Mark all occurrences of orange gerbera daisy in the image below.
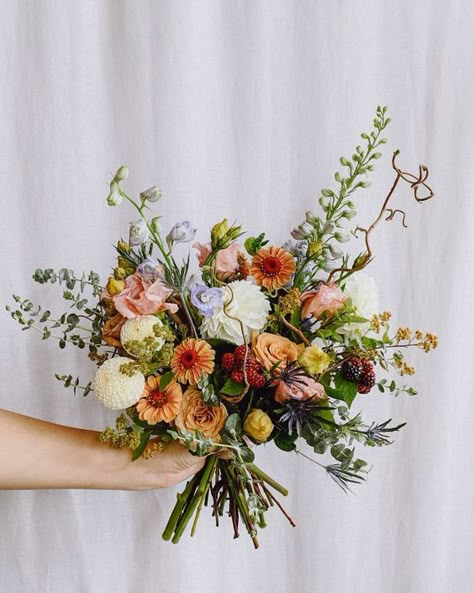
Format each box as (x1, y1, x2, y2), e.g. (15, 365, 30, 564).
(136, 375, 183, 424)
(250, 246, 296, 291)
(171, 338, 215, 385)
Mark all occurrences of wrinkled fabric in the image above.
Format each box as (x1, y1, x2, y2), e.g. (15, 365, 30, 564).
(0, 1, 473, 592)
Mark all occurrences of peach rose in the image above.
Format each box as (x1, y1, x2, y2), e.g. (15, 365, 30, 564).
(274, 376, 326, 403)
(102, 312, 126, 348)
(301, 282, 346, 319)
(193, 242, 240, 279)
(112, 272, 178, 319)
(175, 386, 228, 441)
(253, 332, 302, 372)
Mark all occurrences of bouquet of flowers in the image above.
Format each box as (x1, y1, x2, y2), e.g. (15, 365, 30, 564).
(7, 107, 438, 548)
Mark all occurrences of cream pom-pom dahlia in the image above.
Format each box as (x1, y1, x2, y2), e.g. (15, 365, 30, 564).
(120, 315, 165, 359)
(341, 273, 379, 335)
(93, 356, 145, 410)
(200, 280, 271, 345)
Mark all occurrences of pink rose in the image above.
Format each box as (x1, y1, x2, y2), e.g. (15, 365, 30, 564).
(274, 376, 326, 403)
(301, 282, 346, 319)
(193, 242, 240, 279)
(113, 272, 178, 319)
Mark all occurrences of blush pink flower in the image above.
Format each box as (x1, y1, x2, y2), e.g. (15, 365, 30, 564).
(274, 376, 326, 403)
(113, 272, 178, 319)
(193, 242, 240, 279)
(301, 282, 346, 319)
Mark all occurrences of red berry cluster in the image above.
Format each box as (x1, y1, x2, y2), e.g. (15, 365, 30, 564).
(221, 345, 266, 389)
(342, 357, 376, 394)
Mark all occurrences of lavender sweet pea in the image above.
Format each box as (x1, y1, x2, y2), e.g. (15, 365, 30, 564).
(166, 220, 197, 247)
(137, 258, 162, 282)
(190, 284, 224, 317)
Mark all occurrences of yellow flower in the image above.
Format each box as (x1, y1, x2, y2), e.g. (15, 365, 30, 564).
(106, 276, 125, 296)
(244, 409, 273, 443)
(298, 345, 331, 375)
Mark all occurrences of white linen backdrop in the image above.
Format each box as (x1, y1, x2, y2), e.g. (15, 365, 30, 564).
(1, 1, 473, 592)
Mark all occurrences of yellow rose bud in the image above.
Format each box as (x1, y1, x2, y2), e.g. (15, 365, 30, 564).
(117, 240, 130, 253)
(113, 266, 128, 280)
(298, 345, 331, 375)
(106, 276, 125, 296)
(210, 218, 230, 248)
(117, 257, 136, 276)
(244, 409, 273, 443)
(307, 240, 323, 257)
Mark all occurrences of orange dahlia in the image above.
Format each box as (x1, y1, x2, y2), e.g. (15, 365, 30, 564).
(136, 375, 183, 424)
(171, 338, 215, 385)
(250, 246, 296, 291)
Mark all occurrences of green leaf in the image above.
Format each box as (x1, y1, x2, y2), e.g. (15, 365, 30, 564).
(159, 371, 174, 391)
(275, 431, 297, 452)
(239, 445, 255, 463)
(220, 378, 244, 397)
(131, 431, 151, 461)
(224, 413, 242, 439)
(323, 371, 358, 407)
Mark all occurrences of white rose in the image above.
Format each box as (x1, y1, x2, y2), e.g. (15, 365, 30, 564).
(93, 357, 145, 410)
(341, 273, 379, 335)
(200, 280, 270, 345)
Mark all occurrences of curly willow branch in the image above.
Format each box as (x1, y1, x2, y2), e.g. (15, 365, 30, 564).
(327, 150, 434, 284)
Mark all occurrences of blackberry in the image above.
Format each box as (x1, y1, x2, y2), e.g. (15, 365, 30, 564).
(221, 352, 235, 371)
(246, 367, 266, 388)
(234, 344, 250, 365)
(231, 369, 245, 383)
(358, 359, 376, 393)
(342, 358, 364, 383)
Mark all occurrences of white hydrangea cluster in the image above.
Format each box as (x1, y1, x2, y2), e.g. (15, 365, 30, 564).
(93, 356, 145, 410)
(120, 315, 165, 359)
(200, 280, 271, 345)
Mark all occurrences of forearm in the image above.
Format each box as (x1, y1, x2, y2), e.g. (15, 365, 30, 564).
(0, 409, 156, 490)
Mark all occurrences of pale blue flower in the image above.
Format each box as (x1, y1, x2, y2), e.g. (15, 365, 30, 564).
(190, 284, 224, 317)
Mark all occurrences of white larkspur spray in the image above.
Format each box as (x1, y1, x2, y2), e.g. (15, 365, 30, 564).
(200, 280, 271, 345)
(341, 273, 379, 335)
(93, 357, 145, 410)
(140, 185, 161, 203)
(120, 315, 165, 359)
(107, 181, 122, 206)
(129, 219, 149, 246)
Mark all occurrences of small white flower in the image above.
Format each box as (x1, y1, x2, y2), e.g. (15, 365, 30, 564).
(334, 232, 350, 243)
(129, 219, 149, 246)
(291, 223, 312, 240)
(166, 220, 197, 246)
(140, 185, 161, 203)
(200, 280, 271, 345)
(341, 273, 379, 335)
(305, 211, 320, 226)
(120, 315, 165, 359)
(93, 357, 145, 410)
(107, 182, 122, 206)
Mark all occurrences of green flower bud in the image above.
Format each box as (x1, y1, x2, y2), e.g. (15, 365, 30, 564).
(115, 165, 129, 181)
(211, 218, 230, 248)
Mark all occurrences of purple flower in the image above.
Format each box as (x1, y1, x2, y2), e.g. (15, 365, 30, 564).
(190, 284, 225, 317)
(166, 220, 197, 247)
(137, 258, 162, 282)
